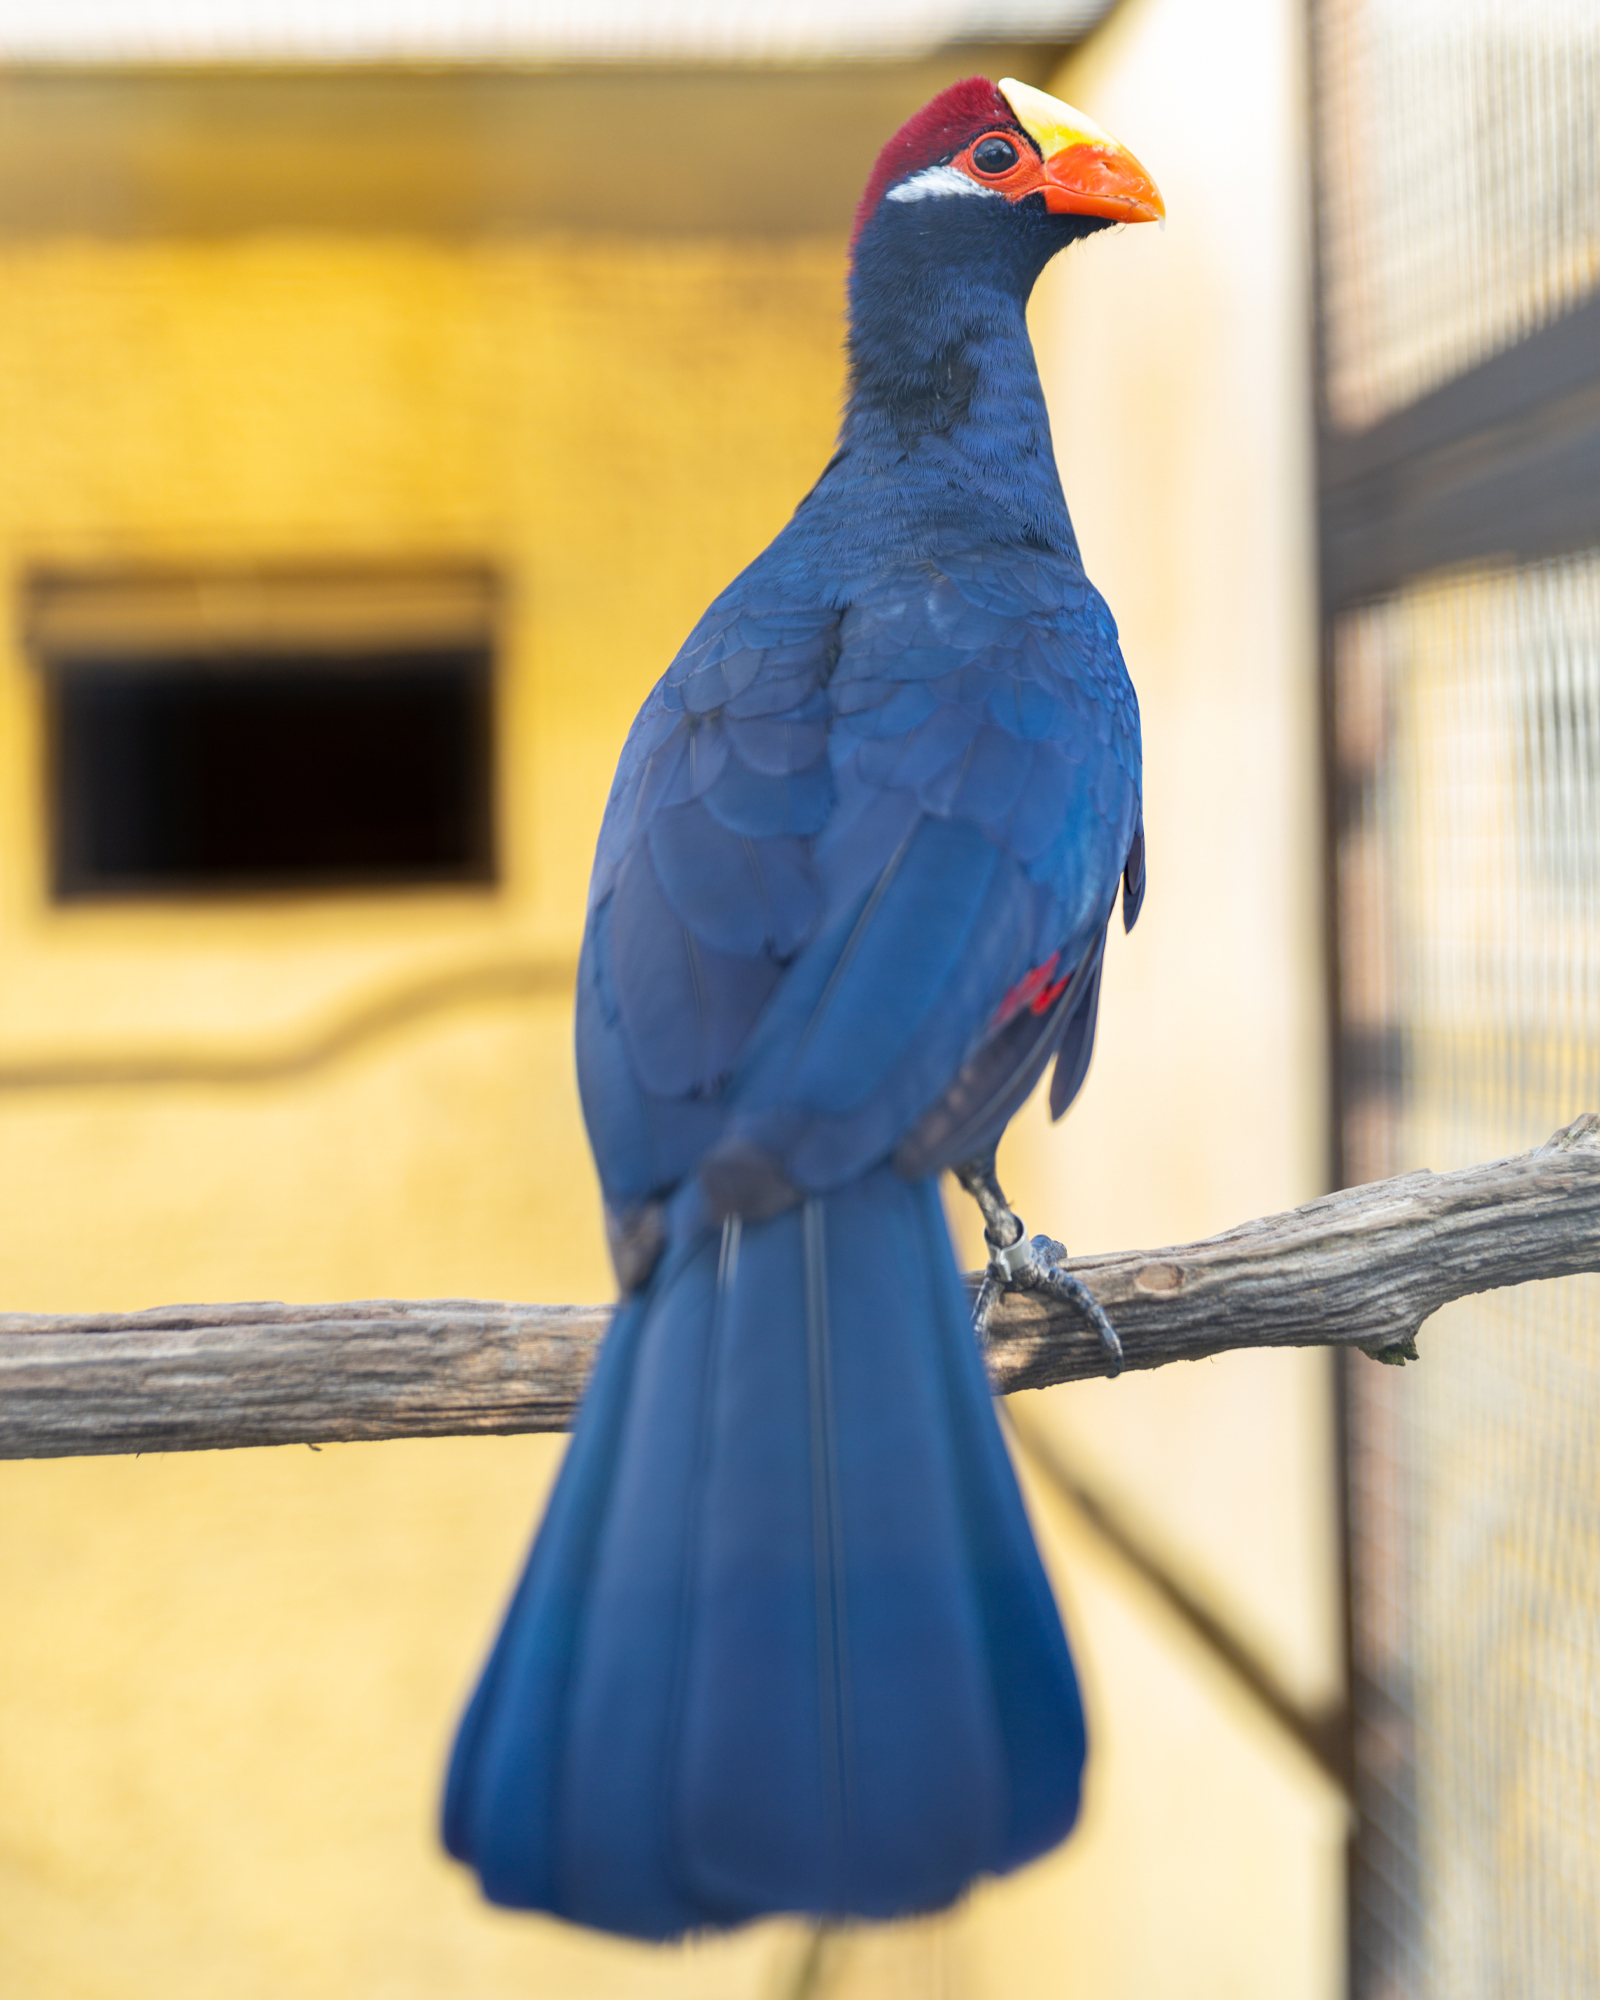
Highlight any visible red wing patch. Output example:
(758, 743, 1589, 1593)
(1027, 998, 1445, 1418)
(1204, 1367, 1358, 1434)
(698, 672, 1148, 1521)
(993, 951, 1072, 1029)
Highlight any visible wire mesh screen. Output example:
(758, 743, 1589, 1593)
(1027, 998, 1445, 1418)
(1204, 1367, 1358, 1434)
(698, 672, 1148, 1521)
(1319, 0, 1600, 1982)
(1315, 0, 1600, 426)
(1335, 556, 1600, 1997)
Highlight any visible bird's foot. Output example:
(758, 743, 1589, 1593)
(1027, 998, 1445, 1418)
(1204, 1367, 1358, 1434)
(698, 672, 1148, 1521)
(974, 1222, 1124, 1376)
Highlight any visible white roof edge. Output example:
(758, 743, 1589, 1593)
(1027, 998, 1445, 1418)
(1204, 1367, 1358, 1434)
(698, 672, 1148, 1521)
(0, 3, 1111, 65)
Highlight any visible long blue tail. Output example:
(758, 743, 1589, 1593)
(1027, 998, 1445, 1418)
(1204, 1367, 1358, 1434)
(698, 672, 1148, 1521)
(442, 1167, 1085, 1939)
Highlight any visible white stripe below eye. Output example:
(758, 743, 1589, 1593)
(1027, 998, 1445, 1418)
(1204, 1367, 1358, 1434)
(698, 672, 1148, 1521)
(885, 164, 1001, 207)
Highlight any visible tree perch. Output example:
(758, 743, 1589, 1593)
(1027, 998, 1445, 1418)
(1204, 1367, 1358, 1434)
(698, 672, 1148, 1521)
(3, 1116, 1597, 1462)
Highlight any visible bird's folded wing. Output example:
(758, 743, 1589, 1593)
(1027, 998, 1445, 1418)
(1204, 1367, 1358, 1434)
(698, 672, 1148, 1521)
(578, 546, 1142, 1210)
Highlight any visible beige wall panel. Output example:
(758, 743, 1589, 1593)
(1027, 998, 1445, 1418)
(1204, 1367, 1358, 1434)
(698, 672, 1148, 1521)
(988, 0, 1339, 1720)
(960, 1454, 1347, 2000)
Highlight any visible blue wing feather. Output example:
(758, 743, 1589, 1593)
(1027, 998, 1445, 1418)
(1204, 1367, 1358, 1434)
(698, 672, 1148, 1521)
(577, 535, 1141, 1212)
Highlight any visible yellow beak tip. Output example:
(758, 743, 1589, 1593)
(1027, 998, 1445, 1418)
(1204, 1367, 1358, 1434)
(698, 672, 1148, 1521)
(998, 76, 1164, 226)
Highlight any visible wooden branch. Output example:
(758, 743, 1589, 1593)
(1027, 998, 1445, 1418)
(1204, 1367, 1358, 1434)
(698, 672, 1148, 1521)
(4, 1116, 1597, 1461)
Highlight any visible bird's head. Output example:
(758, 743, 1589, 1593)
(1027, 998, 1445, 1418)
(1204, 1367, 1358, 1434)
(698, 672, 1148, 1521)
(851, 75, 1163, 284)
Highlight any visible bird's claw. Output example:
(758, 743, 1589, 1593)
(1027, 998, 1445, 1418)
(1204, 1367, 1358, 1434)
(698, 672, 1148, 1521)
(974, 1229, 1124, 1376)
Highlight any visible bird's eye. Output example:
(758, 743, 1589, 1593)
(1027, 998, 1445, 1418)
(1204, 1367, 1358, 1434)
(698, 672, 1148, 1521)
(972, 135, 1020, 176)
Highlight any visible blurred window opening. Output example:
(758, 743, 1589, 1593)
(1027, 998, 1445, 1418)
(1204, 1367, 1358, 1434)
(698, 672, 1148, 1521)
(27, 568, 497, 899)
(1316, 0, 1600, 1992)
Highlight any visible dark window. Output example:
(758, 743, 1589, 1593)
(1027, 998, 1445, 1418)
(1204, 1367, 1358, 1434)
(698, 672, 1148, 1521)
(27, 567, 498, 899)
(50, 649, 493, 897)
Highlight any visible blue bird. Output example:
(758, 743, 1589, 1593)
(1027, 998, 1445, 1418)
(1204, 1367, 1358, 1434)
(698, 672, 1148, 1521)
(444, 75, 1163, 1939)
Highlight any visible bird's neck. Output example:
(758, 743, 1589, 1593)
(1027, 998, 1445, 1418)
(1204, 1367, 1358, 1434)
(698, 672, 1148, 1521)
(832, 255, 1077, 558)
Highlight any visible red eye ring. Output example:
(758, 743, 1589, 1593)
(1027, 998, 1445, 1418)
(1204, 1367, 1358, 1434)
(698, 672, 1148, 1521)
(969, 133, 1022, 178)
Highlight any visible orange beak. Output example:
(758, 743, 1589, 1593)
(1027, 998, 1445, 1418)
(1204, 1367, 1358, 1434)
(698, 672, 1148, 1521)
(1000, 77, 1165, 226)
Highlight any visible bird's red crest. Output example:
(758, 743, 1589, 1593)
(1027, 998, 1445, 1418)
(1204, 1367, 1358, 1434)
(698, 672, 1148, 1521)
(851, 77, 1023, 249)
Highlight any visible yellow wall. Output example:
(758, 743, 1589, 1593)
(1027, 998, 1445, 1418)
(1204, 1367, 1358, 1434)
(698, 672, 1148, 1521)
(0, 14, 1342, 1995)
(0, 233, 846, 1308)
(0, 229, 849, 1997)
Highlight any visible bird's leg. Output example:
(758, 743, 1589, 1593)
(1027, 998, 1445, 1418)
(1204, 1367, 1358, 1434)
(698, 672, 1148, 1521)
(954, 1150, 1123, 1374)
